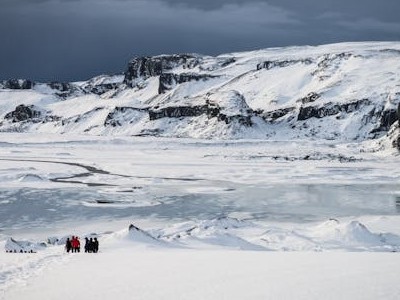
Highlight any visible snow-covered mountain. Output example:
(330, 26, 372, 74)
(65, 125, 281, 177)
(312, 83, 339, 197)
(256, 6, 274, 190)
(0, 42, 399, 149)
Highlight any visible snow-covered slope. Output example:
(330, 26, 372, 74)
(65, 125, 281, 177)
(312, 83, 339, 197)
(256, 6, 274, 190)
(0, 42, 399, 148)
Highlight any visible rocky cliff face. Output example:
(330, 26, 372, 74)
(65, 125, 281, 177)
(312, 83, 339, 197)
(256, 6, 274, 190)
(395, 103, 400, 150)
(124, 54, 200, 87)
(4, 105, 43, 122)
(0, 79, 34, 89)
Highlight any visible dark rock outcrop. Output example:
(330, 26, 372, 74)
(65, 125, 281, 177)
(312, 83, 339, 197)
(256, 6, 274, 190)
(396, 103, 400, 151)
(3, 105, 60, 126)
(220, 58, 236, 68)
(124, 54, 200, 87)
(149, 102, 253, 126)
(298, 92, 321, 104)
(258, 107, 295, 122)
(85, 83, 120, 95)
(298, 99, 370, 121)
(257, 59, 312, 71)
(49, 80, 121, 98)
(1, 79, 34, 90)
(397, 103, 400, 123)
(149, 104, 219, 120)
(49, 82, 71, 92)
(4, 105, 42, 122)
(158, 73, 218, 94)
(311, 52, 355, 80)
(370, 109, 398, 134)
(48, 82, 82, 98)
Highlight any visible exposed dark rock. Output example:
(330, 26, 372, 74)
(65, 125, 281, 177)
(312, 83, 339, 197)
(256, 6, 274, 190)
(104, 107, 148, 127)
(158, 73, 218, 94)
(85, 83, 120, 95)
(4, 105, 42, 122)
(394, 103, 400, 151)
(397, 103, 400, 122)
(48, 82, 82, 98)
(220, 58, 236, 67)
(370, 109, 398, 134)
(134, 128, 163, 137)
(256, 59, 312, 71)
(311, 52, 355, 80)
(1, 79, 34, 90)
(389, 121, 400, 151)
(124, 54, 200, 87)
(379, 49, 400, 55)
(149, 104, 219, 120)
(149, 102, 253, 126)
(316, 52, 353, 69)
(199, 57, 236, 71)
(49, 80, 121, 98)
(268, 153, 360, 162)
(297, 99, 370, 121)
(48, 82, 71, 92)
(218, 113, 253, 126)
(298, 92, 321, 104)
(258, 107, 295, 122)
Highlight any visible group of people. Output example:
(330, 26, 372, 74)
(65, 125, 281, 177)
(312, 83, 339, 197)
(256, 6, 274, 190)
(65, 236, 99, 253)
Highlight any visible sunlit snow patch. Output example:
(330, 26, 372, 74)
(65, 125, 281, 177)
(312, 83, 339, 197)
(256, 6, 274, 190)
(154, 217, 264, 250)
(310, 219, 394, 251)
(126, 224, 170, 248)
(260, 219, 399, 252)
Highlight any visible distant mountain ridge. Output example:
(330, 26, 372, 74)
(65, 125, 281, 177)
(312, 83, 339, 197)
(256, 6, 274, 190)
(0, 42, 399, 151)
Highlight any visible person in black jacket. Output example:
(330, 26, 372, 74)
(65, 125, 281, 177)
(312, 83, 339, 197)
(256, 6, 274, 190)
(65, 238, 72, 253)
(84, 237, 89, 253)
(93, 238, 99, 253)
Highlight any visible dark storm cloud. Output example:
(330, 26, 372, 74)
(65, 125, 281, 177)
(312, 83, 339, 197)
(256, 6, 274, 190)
(1, 0, 399, 82)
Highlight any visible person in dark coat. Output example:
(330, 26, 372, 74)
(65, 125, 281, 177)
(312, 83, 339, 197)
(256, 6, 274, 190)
(93, 238, 99, 253)
(65, 238, 72, 253)
(84, 237, 89, 253)
(88, 238, 93, 253)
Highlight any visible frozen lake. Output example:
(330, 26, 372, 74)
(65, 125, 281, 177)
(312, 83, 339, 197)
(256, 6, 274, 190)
(0, 182, 399, 235)
(0, 133, 399, 238)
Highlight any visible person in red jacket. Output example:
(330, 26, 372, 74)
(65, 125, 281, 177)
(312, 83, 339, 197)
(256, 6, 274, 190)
(76, 237, 81, 253)
(71, 236, 80, 253)
(71, 236, 76, 253)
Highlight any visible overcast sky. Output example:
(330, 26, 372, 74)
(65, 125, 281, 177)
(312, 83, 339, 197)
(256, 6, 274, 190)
(1, 0, 399, 82)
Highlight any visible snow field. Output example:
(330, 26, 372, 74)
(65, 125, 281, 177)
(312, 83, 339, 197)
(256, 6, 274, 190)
(2, 227, 400, 300)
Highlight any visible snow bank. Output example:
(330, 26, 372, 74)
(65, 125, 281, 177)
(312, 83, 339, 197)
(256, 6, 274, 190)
(5, 238, 47, 253)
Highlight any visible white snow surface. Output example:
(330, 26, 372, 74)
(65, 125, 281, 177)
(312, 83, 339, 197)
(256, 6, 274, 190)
(2, 219, 400, 300)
